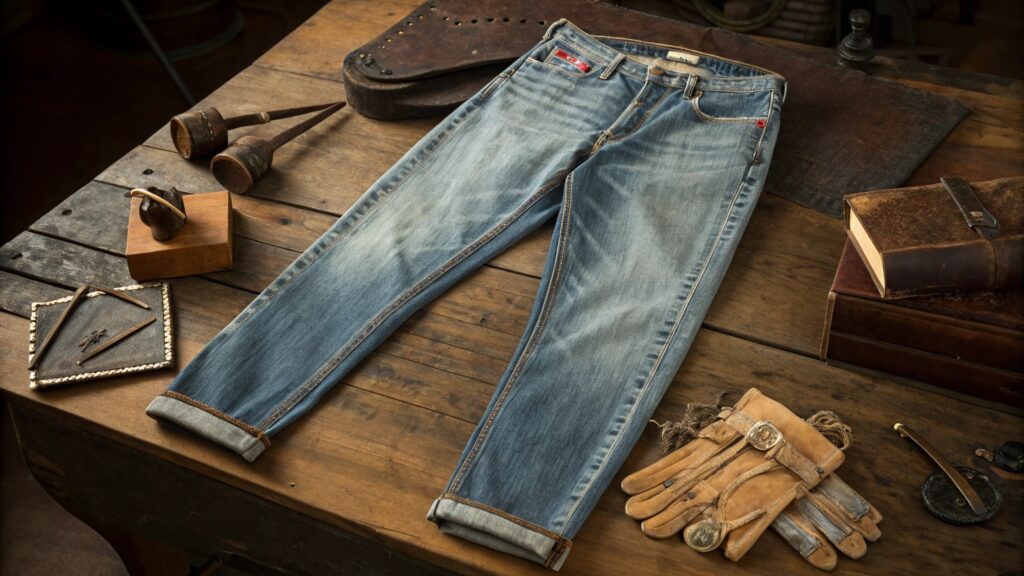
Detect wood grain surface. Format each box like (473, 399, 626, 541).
(1, 1, 1022, 575)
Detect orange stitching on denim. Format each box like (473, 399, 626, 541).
(440, 494, 573, 548)
(162, 391, 270, 448)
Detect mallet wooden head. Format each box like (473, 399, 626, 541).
(170, 107, 230, 160)
(169, 101, 343, 160)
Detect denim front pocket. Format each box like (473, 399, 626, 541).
(525, 43, 602, 79)
(689, 88, 772, 124)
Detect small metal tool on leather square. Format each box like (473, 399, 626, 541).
(28, 283, 174, 389)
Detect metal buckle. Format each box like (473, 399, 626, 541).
(684, 517, 723, 552)
(747, 421, 782, 451)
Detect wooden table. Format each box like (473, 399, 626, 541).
(2, 2, 1022, 574)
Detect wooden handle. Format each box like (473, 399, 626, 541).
(29, 284, 89, 370)
(130, 189, 187, 221)
(268, 101, 347, 150)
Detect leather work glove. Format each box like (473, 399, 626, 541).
(772, 474, 883, 570)
(621, 388, 845, 562)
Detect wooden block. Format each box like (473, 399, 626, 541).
(126, 191, 233, 280)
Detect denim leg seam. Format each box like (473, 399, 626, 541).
(447, 171, 577, 493)
(255, 178, 568, 431)
(228, 97, 491, 331)
(557, 154, 761, 532)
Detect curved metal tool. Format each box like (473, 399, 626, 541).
(894, 423, 987, 515)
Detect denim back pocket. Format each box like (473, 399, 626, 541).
(689, 88, 773, 124)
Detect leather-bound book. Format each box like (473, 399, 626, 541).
(821, 240, 1024, 407)
(844, 177, 1023, 298)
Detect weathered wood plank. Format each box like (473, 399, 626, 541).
(255, 0, 422, 82)
(0, 231, 136, 289)
(377, 329, 508, 386)
(0, 270, 70, 318)
(401, 309, 520, 361)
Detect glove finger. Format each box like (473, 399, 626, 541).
(639, 482, 717, 538)
(625, 473, 705, 520)
(795, 494, 868, 559)
(625, 484, 667, 519)
(621, 420, 739, 494)
(816, 475, 882, 542)
(772, 506, 839, 571)
(640, 498, 707, 538)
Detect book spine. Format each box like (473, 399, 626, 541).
(825, 333, 1024, 407)
(826, 293, 1024, 373)
(882, 243, 999, 297)
(993, 234, 1024, 289)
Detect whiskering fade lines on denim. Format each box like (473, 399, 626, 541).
(146, 18, 784, 570)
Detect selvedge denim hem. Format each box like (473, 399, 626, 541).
(146, 18, 784, 570)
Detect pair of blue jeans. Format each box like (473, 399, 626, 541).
(147, 19, 785, 570)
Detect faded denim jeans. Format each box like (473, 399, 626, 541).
(147, 19, 785, 570)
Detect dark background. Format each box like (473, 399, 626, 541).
(0, 0, 332, 245)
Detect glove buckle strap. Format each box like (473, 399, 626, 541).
(746, 421, 782, 451)
(684, 460, 776, 553)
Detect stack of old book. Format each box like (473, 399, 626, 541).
(821, 177, 1023, 406)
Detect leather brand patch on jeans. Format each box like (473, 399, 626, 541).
(146, 18, 786, 571)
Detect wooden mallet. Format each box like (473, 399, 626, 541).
(170, 101, 343, 160)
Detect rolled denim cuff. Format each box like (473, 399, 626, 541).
(427, 497, 571, 570)
(146, 393, 268, 462)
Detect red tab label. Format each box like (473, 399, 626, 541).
(554, 49, 591, 73)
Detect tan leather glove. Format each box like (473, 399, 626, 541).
(772, 474, 883, 570)
(621, 388, 845, 561)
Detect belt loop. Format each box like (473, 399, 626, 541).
(542, 18, 568, 41)
(781, 80, 788, 104)
(600, 53, 626, 80)
(683, 75, 698, 99)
